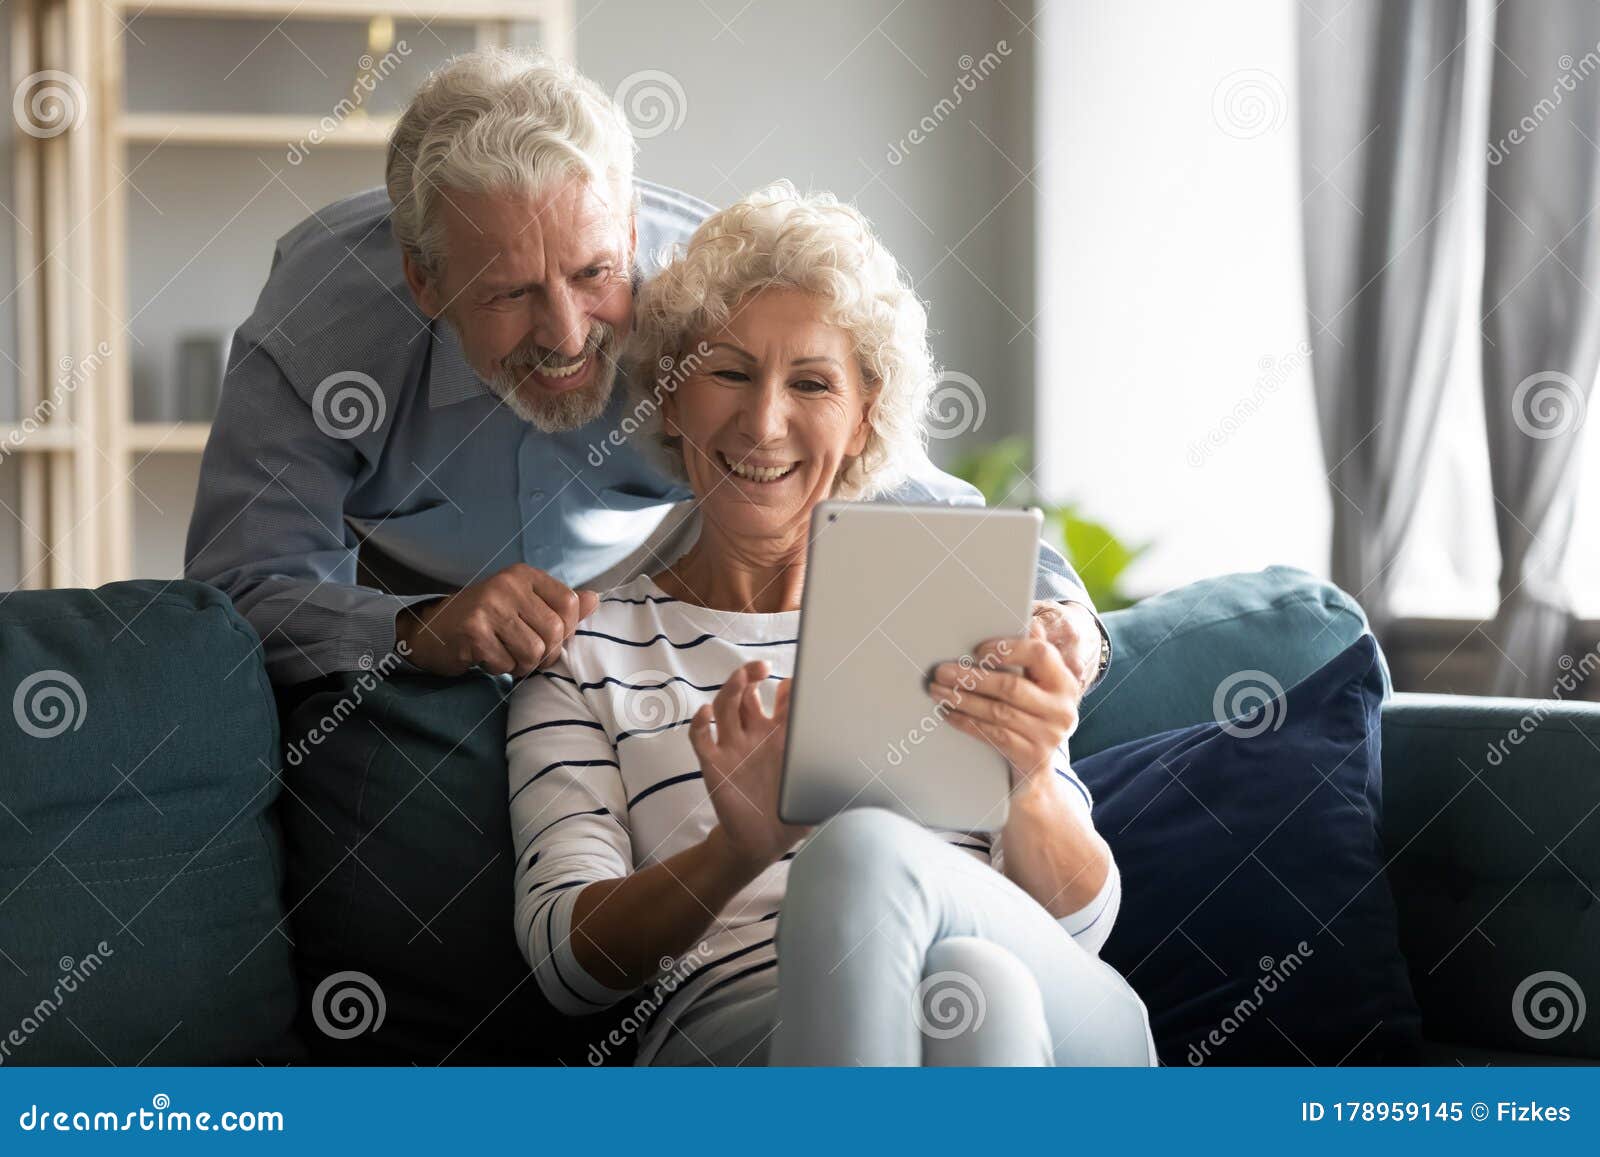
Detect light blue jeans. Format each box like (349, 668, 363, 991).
(653, 807, 1157, 1066)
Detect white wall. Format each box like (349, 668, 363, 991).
(575, 0, 1040, 450)
(1036, 0, 1329, 598)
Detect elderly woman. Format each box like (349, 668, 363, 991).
(508, 184, 1154, 1067)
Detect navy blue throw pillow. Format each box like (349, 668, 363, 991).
(1077, 634, 1422, 1065)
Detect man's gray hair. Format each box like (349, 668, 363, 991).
(386, 49, 637, 277)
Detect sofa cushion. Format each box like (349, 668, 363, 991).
(0, 581, 299, 1065)
(279, 671, 618, 1065)
(1077, 634, 1423, 1065)
(1078, 565, 1381, 757)
(1380, 693, 1600, 1060)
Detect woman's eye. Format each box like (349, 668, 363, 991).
(712, 369, 749, 382)
(793, 378, 828, 393)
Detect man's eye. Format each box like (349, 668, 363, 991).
(500, 288, 526, 302)
(578, 265, 607, 281)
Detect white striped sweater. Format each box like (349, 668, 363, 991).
(507, 574, 1120, 1064)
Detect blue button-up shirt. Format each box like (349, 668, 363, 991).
(184, 181, 1092, 685)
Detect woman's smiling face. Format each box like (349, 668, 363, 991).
(662, 287, 873, 549)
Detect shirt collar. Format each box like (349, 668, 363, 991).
(427, 320, 494, 409)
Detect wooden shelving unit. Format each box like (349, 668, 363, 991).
(5, 0, 572, 586)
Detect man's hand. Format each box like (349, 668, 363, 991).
(395, 563, 599, 677)
(1030, 600, 1102, 705)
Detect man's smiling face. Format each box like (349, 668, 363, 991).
(404, 174, 637, 432)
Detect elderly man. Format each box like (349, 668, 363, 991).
(184, 49, 1110, 695)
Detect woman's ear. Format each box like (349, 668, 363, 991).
(845, 390, 875, 458)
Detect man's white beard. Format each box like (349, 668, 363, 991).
(487, 352, 617, 433)
(474, 322, 621, 434)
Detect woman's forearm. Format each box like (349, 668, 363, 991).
(567, 826, 769, 990)
(1001, 774, 1110, 919)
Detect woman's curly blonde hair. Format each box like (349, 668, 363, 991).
(626, 181, 934, 499)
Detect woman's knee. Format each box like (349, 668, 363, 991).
(789, 806, 922, 892)
(782, 807, 927, 940)
(918, 938, 1051, 1065)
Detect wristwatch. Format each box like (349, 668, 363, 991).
(1061, 599, 1113, 692)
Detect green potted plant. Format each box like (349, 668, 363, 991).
(948, 436, 1146, 612)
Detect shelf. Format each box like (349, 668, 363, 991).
(120, 0, 551, 21)
(120, 112, 397, 149)
(126, 423, 212, 453)
(0, 424, 79, 452)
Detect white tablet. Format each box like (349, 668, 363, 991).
(779, 501, 1043, 832)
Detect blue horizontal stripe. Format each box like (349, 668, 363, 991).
(574, 628, 798, 649)
(509, 758, 620, 804)
(507, 717, 605, 741)
(518, 808, 611, 867)
(627, 771, 704, 810)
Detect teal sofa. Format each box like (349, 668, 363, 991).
(0, 567, 1594, 1066)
